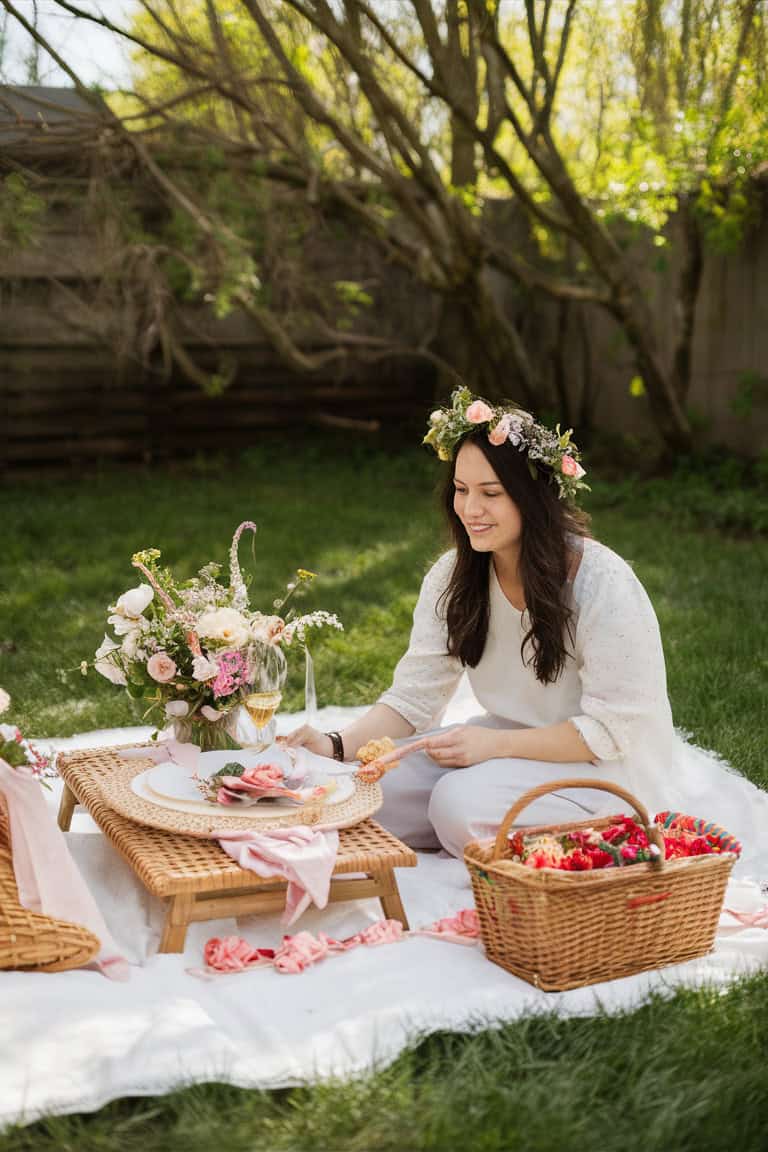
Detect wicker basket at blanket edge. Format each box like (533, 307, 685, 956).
(0, 789, 100, 973)
(463, 778, 737, 992)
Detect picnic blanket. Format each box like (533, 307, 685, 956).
(2, 680, 767, 1130)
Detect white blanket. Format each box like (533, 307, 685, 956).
(2, 684, 767, 1130)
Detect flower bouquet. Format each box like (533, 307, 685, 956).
(89, 522, 342, 751)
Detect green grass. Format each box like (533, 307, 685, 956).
(1, 436, 767, 1150)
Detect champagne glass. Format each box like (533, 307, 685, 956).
(242, 641, 287, 750)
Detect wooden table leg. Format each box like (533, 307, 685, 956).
(159, 892, 195, 954)
(375, 868, 409, 930)
(57, 783, 77, 831)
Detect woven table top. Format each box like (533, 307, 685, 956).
(58, 747, 417, 898)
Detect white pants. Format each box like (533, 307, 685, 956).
(376, 716, 624, 857)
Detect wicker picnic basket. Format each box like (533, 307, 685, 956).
(464, 778, 738, 992)
(0, 792, 100, 973)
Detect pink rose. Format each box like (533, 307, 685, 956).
(146, 652, 177, 682)
(465, 400, 494, 424)
(488, 415, 511, 446)
(561, 454, 585, 479)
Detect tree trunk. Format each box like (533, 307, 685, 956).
(670, 193, 704, 405)
(609, 285, 694, 455)
(433, 275, 539, 407)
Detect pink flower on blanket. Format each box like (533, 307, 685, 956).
(273, 931, 331, 973)
(146, 652, 177, 683)
(359, 920, 405, 946)
(466, 400, 494, 424)
(204, 936, 274, 972)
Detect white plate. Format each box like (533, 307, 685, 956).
(131, 744, 355, 817)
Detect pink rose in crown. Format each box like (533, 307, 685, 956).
(561, 455, 586, 480)
(146, 652, 177, 682)
(488, 415, 512, 446)
(466, 400, 494, 424)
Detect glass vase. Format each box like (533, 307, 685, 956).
(167, 708, 242, 752)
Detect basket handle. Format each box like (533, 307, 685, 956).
(491, 777, 666, 863)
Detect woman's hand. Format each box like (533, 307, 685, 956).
(278, 725, 334, 758)
(424, 725, 506, 769)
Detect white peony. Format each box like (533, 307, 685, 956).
(0, 687, 10, 716)
(192, 654, 219, 681)
(197, 607, 251, 649)
(112, 584, 154, 621)
(165, 700, 190, 718)
(94, 634, 127, 686)
(0, 722, 18, 741)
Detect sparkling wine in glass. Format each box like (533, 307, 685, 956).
(243, 642, 287, 749)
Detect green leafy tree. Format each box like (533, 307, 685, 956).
(3, 0, 766, 450)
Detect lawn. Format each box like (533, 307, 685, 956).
(1, 435, 767, 1151)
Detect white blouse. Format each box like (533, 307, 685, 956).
(378, 538, 684, 813)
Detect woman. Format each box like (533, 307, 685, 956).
(286, 390, 768, 868)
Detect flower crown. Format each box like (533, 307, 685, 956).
(422, 387, 589, 503)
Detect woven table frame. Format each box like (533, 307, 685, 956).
(464, 777, 737, 992)
(0, 794, 100, 973)
(58, 747, 417, 954)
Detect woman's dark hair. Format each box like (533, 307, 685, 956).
(440, 430, 591, 684)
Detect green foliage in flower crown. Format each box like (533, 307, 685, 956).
(423, 388, 590, 504)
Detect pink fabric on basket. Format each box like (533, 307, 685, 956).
(216, 826, 340, 926)
(0, 760, 129, 980)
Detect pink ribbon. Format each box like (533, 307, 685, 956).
(189, 910, 480, 978)
(724, 904, 768, 929)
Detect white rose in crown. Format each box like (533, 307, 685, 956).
(197, 607, 252, 649)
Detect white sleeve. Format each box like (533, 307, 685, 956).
(377, 551, 463, 731)
(569, 549, 673, 763)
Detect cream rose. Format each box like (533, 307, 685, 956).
(197, 607, 252, 649)
(0, 688, 10, 716)
(250, 613, 285, 645)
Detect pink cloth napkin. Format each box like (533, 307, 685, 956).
(121, 741, 340, 926)
(216, 826, 340, 926)
(0, 760, 129, 980)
